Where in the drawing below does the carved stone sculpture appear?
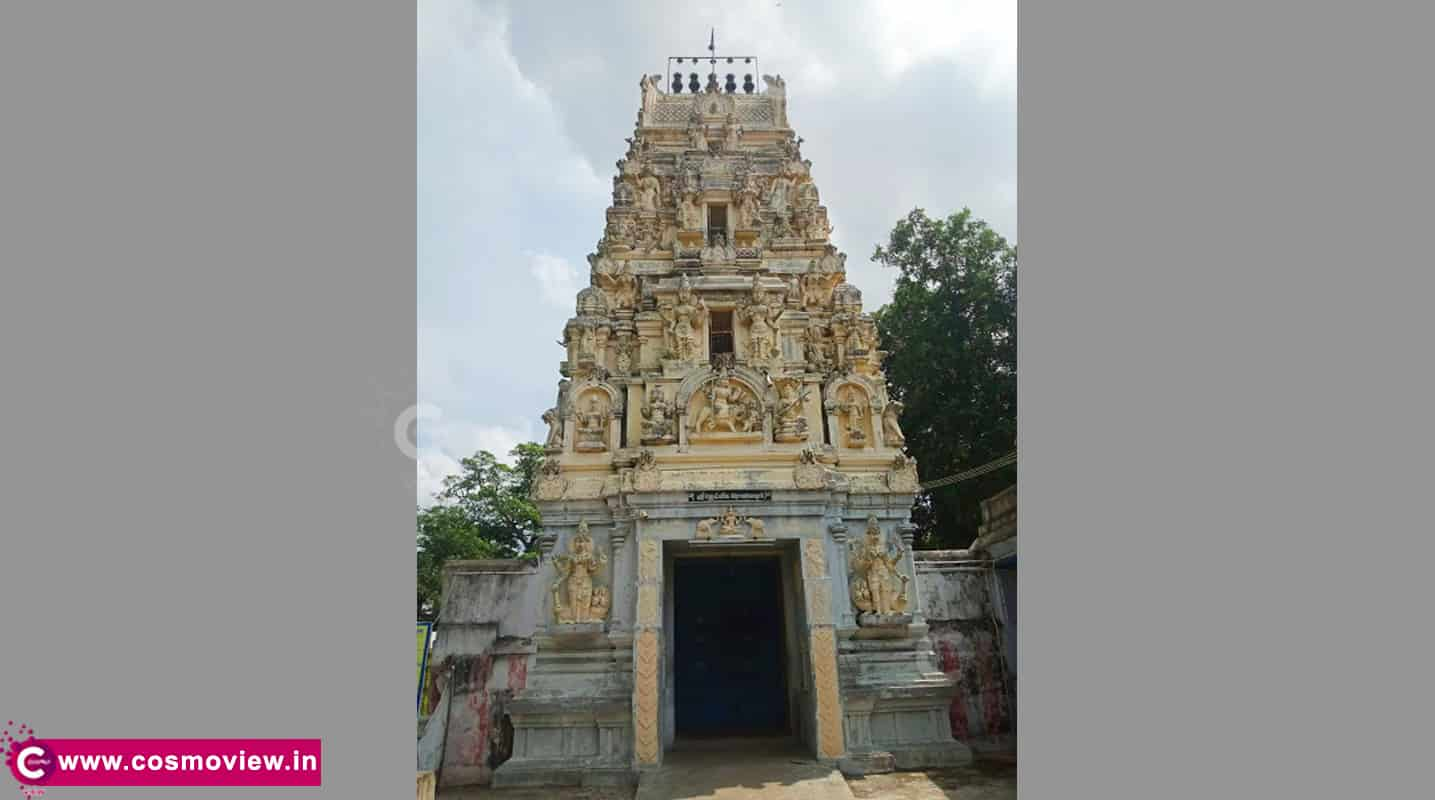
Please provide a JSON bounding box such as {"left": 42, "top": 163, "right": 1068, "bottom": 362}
{"left": 793, "top": 446, "right": 827, "bottom": 489}
{"left": 722, "top": 113, "right": 743, "bottom": 151}
{"left": 635, "top": 169, "right": 661, "bottom": 212}
{"left": 882, "top": 400, "right": 906, "bottom": 446}
{"left": 836, "top": 385, "right": 869, "bottom": 447}
{"left": 575, "top": 395, "right": 609, "bottom": 452}
{"left": 886, "top": 453, "right": 920, "bottom": 493}
{"left": 640, "top": 387, "right": 676, "bottom": 445}
{"left": 542, "top": 407, "right": 563, "bottom": 451}
{"left": 739, "top": 276, "right": 783, "bottom": 365}
{"left": 633, "top": 448, "right": 661, "bottom": 491}
{"left": 700, "top": 232, "right": 736, "bottom": 264}
{"left": 848, "top": 516, "right": 910, "bottom": 617}
{"left": 773, "top": 379, "right": 810, "bottom": 443}
{"left": 533, "top": 457, "right": 566, "bottom": 500}
{"left": 691, "top": 377, "right": 761, "bottom": 435}
{"left": 551, "top": 520, "right": 609, "bottom": 625}
{"left": 659, "top": 278, "right": 705, "bottom": 363}
{"left": 678, "top": 193, "right": 703, "bottom": 231}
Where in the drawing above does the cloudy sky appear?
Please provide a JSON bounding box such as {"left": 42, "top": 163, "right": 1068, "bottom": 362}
{"left": 416, "top": 0, "right": 1016, "bottom": 504}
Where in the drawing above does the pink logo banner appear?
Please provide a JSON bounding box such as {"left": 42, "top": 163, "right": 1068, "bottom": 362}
{"left": 8, "top": 738, "right": 321, "bottom": 787}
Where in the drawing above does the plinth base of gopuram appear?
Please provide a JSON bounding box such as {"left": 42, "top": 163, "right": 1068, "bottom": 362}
{"left": 835, "top": 625, "right": 974, "bottom": 776}
{"left": 491, "top": 631, "right": 637, "bottom": 788}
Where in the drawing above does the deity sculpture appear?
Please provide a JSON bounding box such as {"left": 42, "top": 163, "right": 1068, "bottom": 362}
{"left": 801, "top": 266, "right": 832, "bottom": 309}
{"left": 722, "top": 113, "right": 743, "bottom": 151}
{"left": 700, "top": 231, "right": 736, "bottom": 264}
{"left": 641, "top": 386, "right": 676, "bottom": 445}
{"left": 551, "top": 520, "right": 610, "bottom": 625}
{"left": 542, "top": 407, "right": 563, "bottom": 450}
{"left": 614, "top": 336, "right": 634, "bottom": 375}
{"left": 660, "top": 276, "right": 706, "bottom": 362}
{"left": 848, "top": 516, "right": 910, "bottom": 617}
{"left": 691, "top": 377, "right": 760, "bottom": 434}
{"left": 738, "top": 276, "right": 783, "bottom": 364}
{"left": 804, "top": 323, "right": 833, "bottom": 371}
{"left": 639, "top": 73, "right": 660, "bottom": 114}
{"left": 836, "top": 386, "right": 869, "bottom": 446}
{"left": 882, "top": 400, "right": 906, "bottom": 446}
{"left": 773, "top": 379, "right": 810, "bottom": 443}
{"left": 635, "top": 169, "right": 661, "bottom": 212}
{"left": 576, "top": 395, "right": 609, "bottom": 452}
{"left": 686, "top": 117, "right": 707, "bottom": 150}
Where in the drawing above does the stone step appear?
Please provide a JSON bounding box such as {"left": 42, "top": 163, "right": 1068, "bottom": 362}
{"left": 635, "top": 737, "right": 855, "bottom": 800}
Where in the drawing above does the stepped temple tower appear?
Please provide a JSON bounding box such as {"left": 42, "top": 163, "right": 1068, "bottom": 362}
{"left": 491, "top": 60, "right": 974, "bottom": 786}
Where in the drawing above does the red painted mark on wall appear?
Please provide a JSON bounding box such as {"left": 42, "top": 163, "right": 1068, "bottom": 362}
{"left": 977, "top": 637, "right": 1007, "bottom": 735}
{"left": 507, "top": 655, "right": 528, "bottom": 692}
{"left": 465, "top": 655, "right": 494, "bottom": 768}
{"left": 934, "top": 637, "right": 971, "bottom": 739}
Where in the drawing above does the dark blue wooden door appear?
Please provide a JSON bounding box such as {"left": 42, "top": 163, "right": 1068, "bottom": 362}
{"left": 673, "top": 557, "right": 788, "bottom": 735}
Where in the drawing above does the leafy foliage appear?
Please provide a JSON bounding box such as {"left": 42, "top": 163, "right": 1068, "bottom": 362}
{"left": 874, "top": 208, "right": 1016, "bottom": 549}
{"left": 416, "top": 442, "right": 544, "bottom": 620}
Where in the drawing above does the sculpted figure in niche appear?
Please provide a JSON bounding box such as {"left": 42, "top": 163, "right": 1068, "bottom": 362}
{"left": 773, "top": 379, "right": 811, "bottom": 442}
{"left": 601, "top": 264, "right": 639, "bottom": 311}
{"left": 722, "top": 113, "right": 743, "bottom": 151}
{"left": 801, "top": 267, "right": 832, "bottom": 309}
{"left": 766, "top": 168, "right": 793, "bottom": 214}
{"left": 691, "top": 377, "right": 760, "bottom": 434}
{"left": 837, "top": 385, "right": 869, "bottom": 446}
{"left": 882, "top": 400, "right": 906, "bottom": 446}
{"left": 687, "top": 117, "right": 707, "bottom": 150}
{"left": 614, "top": 336, "right": 634, "bottom": 375}
{"left": 635, "top": 169, "right": 661, "bottom": 212}
{"left": 542, "top": 407, "right": 563, "bottom": 450}
{"left": 805, "top": 323, "right": 833, "bottom": 371}
{"left": 552, "top": 520, "right": 610, "bottom": 624}
{"left": 849, "top": 516, "right": 910, "bottom": 616}
{"left": 700, "top": 232, "right": 736, "bottom": 264}
{"left": 735, "top": 187, "right": 762, "bottom": 230}
{"left": 640, "top": 386, "right": 676, "bottom": 444}
{"left": 576, "top": 395, "right": 609, "bottom": 452}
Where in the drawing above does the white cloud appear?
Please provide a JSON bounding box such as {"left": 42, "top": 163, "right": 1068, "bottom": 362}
{"left": 528, "top": 251, "right": 585, "bottom": 310}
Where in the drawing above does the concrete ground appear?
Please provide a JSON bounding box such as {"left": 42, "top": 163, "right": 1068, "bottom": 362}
{"left": 436, "top": 741, "right": 1016, "bottom": 800}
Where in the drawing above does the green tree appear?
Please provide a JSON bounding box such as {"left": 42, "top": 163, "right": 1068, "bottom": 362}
{"left": 416, "top": 503, "right": 498, "bottom": 620}
{"left": 874, "top": 208, "right": 1016, "bottom": 549}
{"left": 416, "top": 442, "right": 544, "bottom": 620}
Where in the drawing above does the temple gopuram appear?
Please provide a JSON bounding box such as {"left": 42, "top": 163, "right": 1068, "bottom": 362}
{"left": 421, "top": 56, "right": 1013, "bottom": 791}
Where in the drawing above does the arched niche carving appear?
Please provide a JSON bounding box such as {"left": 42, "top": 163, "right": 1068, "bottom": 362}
{"left": 569, "top": 380, "right": 623, "bottom": 453}
{"left": 823, "top": 374, "right": 881, "bottom": 449}
{"left": 677, "top": 366, "right": 772, "bottom": 442}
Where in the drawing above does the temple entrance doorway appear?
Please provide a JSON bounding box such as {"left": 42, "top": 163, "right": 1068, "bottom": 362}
{"left": 672, "top": 555, "right": 789, "bottom": 737}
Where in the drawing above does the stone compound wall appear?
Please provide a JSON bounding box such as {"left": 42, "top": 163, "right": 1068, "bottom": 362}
{"left": 420, "top": 560, "right": 541, "bottom": 787}
{"left": 915, "top": 551, "right": 1015, "bottom": 751}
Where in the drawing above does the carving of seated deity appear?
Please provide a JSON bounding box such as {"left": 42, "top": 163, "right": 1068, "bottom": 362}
{"left": 773, "top": 380, "right": 810, "bottom": 443}
{"left": 575, "top": 396, "right": 609, "bottom": 452}
{"left": 690, "top": 378, "right": 760, "bottom": 435}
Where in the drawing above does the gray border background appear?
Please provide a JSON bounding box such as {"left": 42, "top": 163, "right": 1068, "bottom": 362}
{"left": 1020, "top": 0, "right": 1433, "bottom": 796}
{"left": 0, "top": 3, "right": 413, "bottom": 798}
{"left": 2, "top": 1, "right": 1432, "bottom": 798}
